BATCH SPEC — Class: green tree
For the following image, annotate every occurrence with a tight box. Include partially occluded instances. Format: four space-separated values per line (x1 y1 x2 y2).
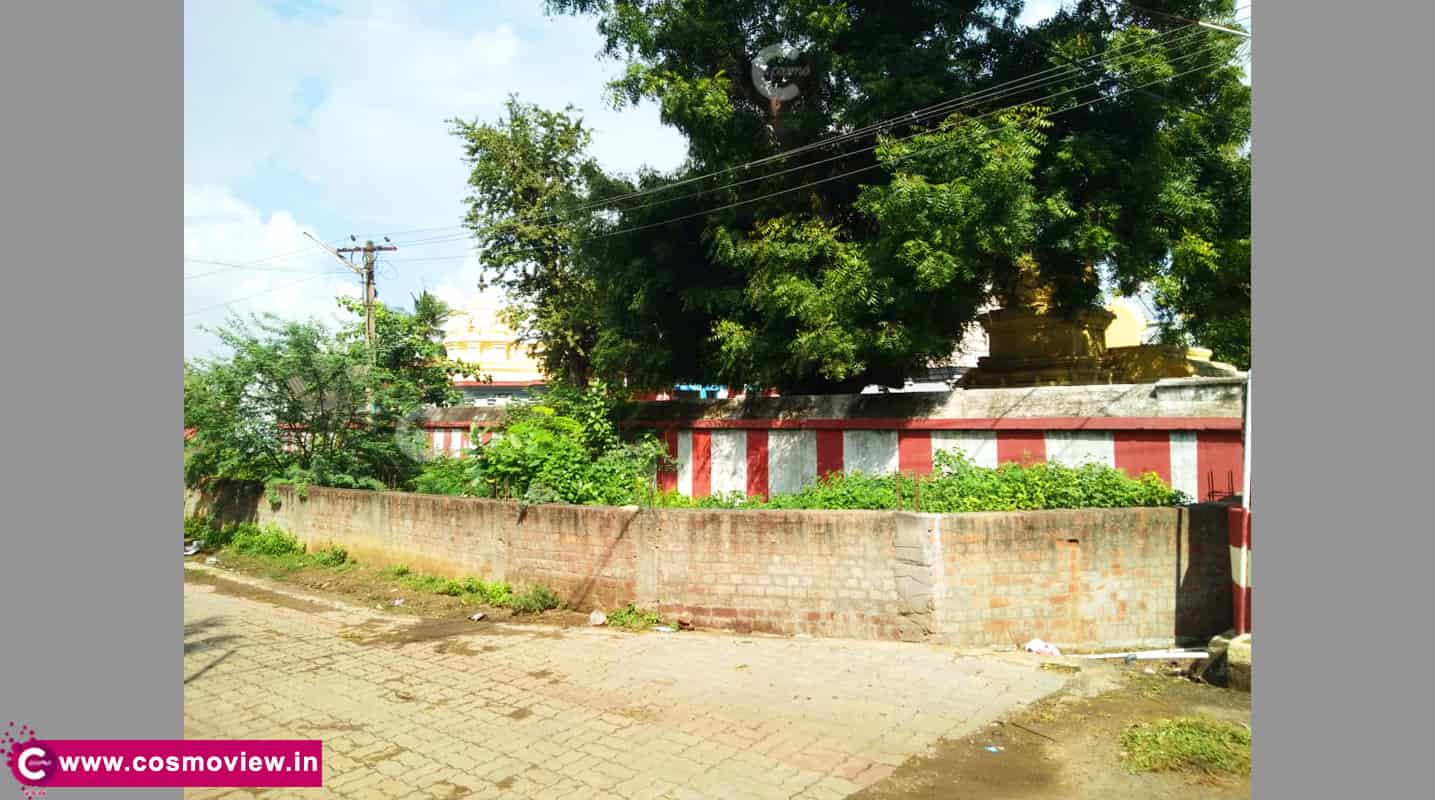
450 96 608 384
184 293 465 490
527 0 1249 385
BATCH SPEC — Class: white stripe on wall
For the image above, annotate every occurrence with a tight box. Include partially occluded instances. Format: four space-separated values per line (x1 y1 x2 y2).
768 430 817 495
843 430 899 476
676 430 694 496
931 430 999 469
709 430 748 496
1169 431 1199 499
431 430 444 454
1044 431 1115 467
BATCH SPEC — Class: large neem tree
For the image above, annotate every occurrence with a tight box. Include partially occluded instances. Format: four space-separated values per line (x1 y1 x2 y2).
455 0 1249 393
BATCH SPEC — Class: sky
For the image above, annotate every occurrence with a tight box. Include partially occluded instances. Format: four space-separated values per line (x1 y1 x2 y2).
184 0 1246 360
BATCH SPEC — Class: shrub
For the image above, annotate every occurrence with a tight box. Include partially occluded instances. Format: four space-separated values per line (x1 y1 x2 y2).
606 603 663 630
509 584 561 615
650 450 1185 512
228 523 304 557
455 384 670 506
410 457 481 496
461 577 513 606
184 513 235 551
308 543 350 568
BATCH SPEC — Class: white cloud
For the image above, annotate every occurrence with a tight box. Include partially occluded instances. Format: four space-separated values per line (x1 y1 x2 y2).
185 3 690 361
184 185 361 360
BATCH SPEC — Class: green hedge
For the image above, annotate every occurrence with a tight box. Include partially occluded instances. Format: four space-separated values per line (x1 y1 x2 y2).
652 451 1185 512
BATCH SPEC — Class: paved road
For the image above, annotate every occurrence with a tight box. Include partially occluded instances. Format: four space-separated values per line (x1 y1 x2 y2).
183 567 1068 800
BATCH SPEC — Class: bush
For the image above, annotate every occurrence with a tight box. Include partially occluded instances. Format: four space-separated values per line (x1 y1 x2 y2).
459 384 670 506
410 457 481 496
509 584 561 615
229 523 304 557
184 513 235 551
308 543 350 567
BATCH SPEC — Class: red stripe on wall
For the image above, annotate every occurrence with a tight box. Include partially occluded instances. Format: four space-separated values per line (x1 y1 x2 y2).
815 430 844 479
898 431 933 476
746 429 770 500
635 416 1242 431
996 431 1046 465
1113 431 1172 484
1196 430 1245 502
657 430 679 493
692 430 712 498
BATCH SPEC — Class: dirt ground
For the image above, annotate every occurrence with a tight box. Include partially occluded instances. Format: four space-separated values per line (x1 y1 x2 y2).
853 660 1251 800
186 553 594 629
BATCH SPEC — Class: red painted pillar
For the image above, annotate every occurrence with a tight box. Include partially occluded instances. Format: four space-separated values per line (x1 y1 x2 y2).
691 430 712 498
815 430 844 480
746 429 769 500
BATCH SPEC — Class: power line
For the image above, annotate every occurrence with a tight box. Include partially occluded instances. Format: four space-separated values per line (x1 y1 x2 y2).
386 46 1235 267
382 24 1237 258
384 34 1240 266
217 17 1246 274
375 20 1217 244
183 258 343 280
184 272 336 318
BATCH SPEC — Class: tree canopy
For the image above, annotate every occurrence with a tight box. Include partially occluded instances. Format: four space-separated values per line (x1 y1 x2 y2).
454 0 1250 392
183 292 464 491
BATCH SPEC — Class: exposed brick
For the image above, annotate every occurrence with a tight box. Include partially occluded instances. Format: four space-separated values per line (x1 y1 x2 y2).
194 486 1233 649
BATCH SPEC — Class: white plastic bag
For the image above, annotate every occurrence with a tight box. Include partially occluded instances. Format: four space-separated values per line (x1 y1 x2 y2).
1027 637 1061 654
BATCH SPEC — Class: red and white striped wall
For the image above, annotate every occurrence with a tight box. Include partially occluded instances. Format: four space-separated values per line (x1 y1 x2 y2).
422 424 492 458
652 419 1244 502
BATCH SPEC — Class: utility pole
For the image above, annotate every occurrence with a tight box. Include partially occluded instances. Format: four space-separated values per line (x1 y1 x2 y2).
336 240 397 359
304 233 398 413
303 233 398 356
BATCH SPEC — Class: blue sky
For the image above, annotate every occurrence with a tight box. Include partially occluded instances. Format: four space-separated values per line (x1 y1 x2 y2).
184 1 1246 359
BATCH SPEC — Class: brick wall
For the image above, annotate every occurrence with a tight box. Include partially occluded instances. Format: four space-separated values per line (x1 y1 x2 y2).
189 485 1233 650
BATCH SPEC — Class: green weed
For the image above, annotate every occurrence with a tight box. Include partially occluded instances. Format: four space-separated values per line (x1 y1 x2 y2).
605 603 663 630
1120 717 1251 777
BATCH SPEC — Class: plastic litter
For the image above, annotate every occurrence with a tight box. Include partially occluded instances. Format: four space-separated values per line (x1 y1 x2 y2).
468 612 486 621
391 598 405 607
204 557 219 566
184 540 202 556
589 610 607 627
653 625 675 633
984 746 1004 753
1023 638 1061 656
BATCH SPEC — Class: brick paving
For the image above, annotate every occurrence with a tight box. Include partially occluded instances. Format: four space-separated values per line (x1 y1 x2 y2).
183 566 1069 800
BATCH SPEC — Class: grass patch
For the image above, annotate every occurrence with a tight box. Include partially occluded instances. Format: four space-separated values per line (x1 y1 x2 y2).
209 522 355 577
375 565 553 613
1120 717 1251 777
606 603 663 630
